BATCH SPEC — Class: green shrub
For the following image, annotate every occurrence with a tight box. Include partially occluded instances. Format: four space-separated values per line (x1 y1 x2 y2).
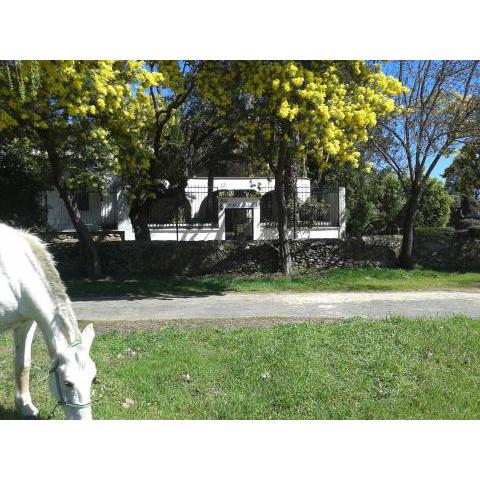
298 198 329 227
415 226 455 241
416 178 454 228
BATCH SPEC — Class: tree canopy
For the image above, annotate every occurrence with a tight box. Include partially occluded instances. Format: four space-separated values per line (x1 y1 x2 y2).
370 61 480 267
195 60 406 272
197 61 405 168
0 60 144 275
444 140 480 200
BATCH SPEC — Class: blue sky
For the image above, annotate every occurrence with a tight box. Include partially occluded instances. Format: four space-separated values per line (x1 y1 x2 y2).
430 157 451 180
378 61 461 182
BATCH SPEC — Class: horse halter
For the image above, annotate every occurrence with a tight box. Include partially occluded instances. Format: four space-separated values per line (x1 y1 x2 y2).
47 340 92 419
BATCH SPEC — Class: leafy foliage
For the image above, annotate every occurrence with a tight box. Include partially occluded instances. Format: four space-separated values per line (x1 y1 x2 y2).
0 135 48 227
321 164 405 235
321 163 453 235
444 142 480 198
414 226 455 238
197 61 405 169
416 178 453 228
298 198 329 227
0 61 142 190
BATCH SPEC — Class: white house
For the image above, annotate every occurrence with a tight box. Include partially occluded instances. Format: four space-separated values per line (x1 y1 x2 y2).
46 177 345 241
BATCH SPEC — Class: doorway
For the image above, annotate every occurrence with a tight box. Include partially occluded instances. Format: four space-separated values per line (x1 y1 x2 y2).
225 208 254 240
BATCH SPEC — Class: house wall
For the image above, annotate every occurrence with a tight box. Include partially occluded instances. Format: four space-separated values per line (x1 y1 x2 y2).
185 177 310 220
117 187 134 239
46 177 345 241
148 226 341 241
150 227 224 241
258 226 341 240
46 190 81 231
46 188 118 232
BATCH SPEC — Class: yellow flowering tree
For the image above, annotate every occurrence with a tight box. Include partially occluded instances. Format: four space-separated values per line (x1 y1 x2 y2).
113 61 235 241
0 60 137 276
197 61 406 273
106 60 205 240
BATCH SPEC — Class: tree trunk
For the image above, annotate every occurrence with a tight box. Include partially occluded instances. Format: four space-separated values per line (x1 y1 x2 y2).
461 195 478 217
129 195 152 241
399 186 422 269
284 156 298 208
284 155 298 237
275 144 293 275
45 145 102 278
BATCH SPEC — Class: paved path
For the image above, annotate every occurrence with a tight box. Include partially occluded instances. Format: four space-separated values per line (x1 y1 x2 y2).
73 290 480 325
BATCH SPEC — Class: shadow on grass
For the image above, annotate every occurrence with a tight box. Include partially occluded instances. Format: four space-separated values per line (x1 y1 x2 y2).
65 267 480 301
0 404 24 420
67 277 231 301
0 404 49 420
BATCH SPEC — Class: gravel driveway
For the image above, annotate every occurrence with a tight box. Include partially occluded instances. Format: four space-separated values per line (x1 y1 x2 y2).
72 290 480 328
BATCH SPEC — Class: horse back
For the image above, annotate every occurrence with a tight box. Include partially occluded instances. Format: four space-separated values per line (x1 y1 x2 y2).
0 224 56 330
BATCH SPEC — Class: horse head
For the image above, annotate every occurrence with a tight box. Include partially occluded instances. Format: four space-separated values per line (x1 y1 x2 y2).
48 323 97 420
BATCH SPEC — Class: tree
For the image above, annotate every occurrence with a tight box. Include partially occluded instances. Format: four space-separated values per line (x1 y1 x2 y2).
0 60 137 276
109 61 209 241
110 61 248 241
371 61 480 268
151 93 243 225
416 178 453 227
444 140 480 217
319 158 452 235
349 169 404 236
197 61 405 273
313 147 404 236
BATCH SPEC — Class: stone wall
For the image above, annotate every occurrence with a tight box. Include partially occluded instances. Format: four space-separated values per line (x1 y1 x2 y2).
413 228 480 271
46 230 480 279
289 239 397 270
48 238 398 279
361 235 403 257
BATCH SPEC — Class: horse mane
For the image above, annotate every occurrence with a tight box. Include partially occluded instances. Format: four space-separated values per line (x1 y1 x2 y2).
20 229 81 338
22 233 68 302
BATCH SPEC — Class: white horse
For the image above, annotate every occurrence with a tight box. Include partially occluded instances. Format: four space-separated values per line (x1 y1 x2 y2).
0 223 96 420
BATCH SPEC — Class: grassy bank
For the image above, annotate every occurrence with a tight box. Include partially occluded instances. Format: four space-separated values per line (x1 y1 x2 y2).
1 316 479 419
66 268 480 298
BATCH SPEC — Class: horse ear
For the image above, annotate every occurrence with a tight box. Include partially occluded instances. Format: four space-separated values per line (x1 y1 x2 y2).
81 323 95 351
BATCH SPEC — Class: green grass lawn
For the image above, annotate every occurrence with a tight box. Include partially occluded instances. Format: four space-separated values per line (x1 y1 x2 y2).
1 315 480 419
66 267 480 298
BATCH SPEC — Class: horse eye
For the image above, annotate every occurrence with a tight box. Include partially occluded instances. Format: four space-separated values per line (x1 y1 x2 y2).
64 380 74 388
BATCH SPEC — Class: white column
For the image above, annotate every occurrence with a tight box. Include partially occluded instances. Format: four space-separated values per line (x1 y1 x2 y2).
217 201 226 240
338 187 346 239
116 187 135 240
252 200 261 240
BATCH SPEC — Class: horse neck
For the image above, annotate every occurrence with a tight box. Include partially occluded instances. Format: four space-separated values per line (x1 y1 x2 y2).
40 302 82 360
